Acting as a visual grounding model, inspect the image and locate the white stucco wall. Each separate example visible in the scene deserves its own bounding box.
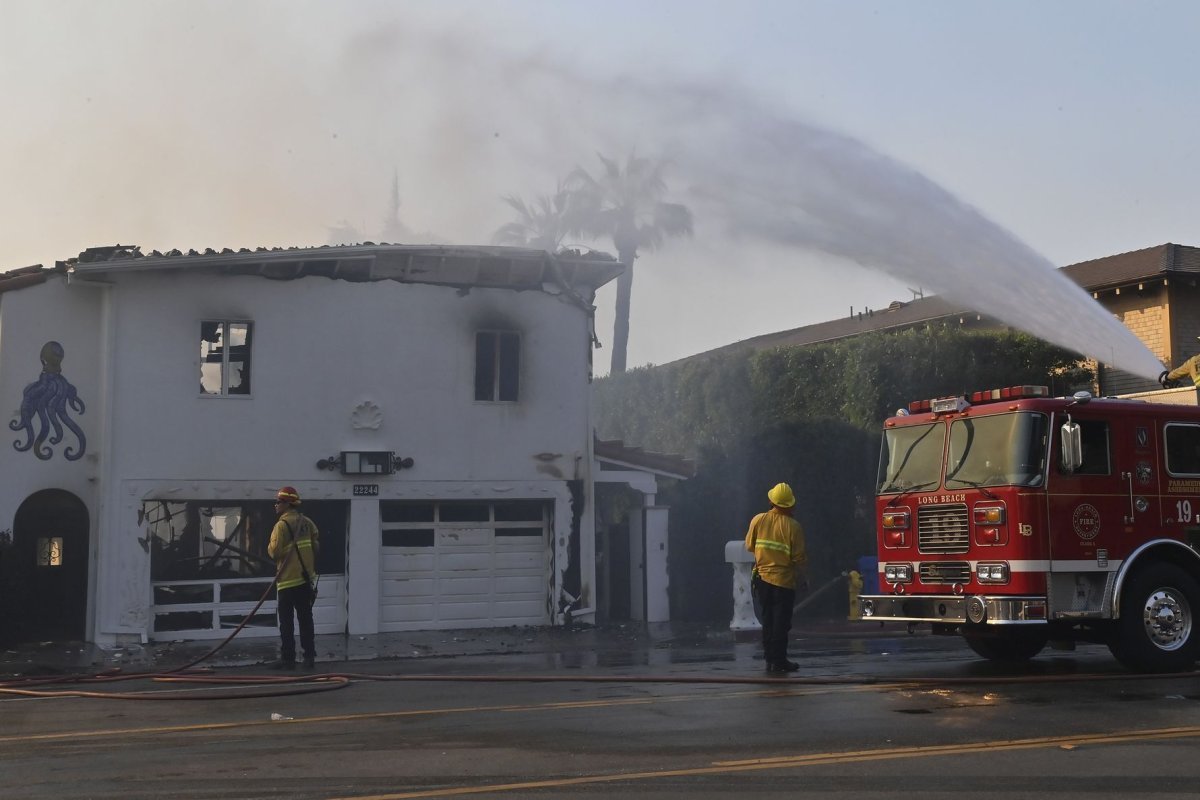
[3,267,601,644]
[0,275,107,638]
[0,276,104,517]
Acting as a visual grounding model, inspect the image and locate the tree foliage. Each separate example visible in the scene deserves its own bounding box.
[491,184,578,252]
[594,327,1092,621]
[566,153,693,375]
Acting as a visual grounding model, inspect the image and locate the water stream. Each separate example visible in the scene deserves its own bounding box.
[658,85,1164,380]
[364,32,1166,380]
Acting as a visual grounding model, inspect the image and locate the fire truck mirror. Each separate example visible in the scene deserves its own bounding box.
[1060,420,1083,473]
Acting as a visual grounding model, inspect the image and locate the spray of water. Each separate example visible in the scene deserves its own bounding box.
[658,87,1165,380]
[417,45,1165,380]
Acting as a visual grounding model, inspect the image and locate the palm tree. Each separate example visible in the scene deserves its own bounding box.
[566,153,693,374]
[491,184,576,253]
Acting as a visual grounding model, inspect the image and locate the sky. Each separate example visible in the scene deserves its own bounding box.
[3,1,1199,376]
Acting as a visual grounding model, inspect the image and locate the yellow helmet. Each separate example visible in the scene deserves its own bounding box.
[767,482,795,508]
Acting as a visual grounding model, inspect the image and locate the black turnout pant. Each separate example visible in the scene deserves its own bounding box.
[277,583,315,662]
[754,577,795,665]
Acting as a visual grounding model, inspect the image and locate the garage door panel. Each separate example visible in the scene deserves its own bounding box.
[493,600,547,619]
[382,553,435,572]
[495,575,542,594]
[382,578,435,598]
[438,576,493,596]
[381,603,435,624]
[495,536,545,550]
[380,501,552,631]
[494,552,543,570]
[438,529,491,546]
[437,601,496,620]
[438,553,494,571]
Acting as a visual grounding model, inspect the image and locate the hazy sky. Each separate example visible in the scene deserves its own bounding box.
[4,1,1198,375]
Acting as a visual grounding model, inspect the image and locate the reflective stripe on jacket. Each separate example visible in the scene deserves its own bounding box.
[744,507,806,589]
[1167,355,1200,387]
[268,510,319,590]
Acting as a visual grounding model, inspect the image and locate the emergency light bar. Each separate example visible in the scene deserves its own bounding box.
[969,385,1049,403]
[907,385,1049,414]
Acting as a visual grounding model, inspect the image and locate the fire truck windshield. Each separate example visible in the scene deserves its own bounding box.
[945,412,1048,488]
[877,422,943,494]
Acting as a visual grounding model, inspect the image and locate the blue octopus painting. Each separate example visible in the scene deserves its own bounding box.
[10,341,87,461]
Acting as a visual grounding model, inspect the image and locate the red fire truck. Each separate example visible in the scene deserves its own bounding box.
[859,385,1200,672]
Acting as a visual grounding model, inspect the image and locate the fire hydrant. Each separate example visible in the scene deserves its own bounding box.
[847,569,864,620]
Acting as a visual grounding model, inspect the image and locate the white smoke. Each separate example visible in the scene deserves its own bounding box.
[2,7,1165,379]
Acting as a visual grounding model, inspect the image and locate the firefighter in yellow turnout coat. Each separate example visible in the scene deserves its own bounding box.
[268,486,319,669]
[745,482,807,673]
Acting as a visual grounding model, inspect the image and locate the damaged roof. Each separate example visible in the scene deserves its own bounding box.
[0,263,62,295]
[49,243,624,295]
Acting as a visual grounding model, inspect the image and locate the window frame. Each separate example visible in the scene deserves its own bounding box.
[474,329,521,403]
[1165,422,1200,476]
[200,320,253,397]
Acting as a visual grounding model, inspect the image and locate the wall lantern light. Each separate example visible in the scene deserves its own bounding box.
[316,451,415,475]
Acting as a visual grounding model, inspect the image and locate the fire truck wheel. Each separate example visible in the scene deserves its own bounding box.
[1109,562,1200,673]
[962,627,1048,662]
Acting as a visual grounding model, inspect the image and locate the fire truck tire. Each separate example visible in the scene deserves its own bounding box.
[1109,562,1200,673]
[962,627,1048,662]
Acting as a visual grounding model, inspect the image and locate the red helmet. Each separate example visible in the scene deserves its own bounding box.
[276,486,301,505]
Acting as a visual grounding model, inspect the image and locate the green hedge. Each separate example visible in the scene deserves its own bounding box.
[594,327,1090,622]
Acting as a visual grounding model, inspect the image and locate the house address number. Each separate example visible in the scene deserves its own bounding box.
[353,484,379,496]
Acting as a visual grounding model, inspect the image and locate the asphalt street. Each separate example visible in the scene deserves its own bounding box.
[3,624,1199,799]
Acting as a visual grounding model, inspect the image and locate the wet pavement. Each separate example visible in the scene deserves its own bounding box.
[0,618,902,677]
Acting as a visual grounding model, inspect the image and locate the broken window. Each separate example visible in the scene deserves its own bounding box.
[200,321,252,395]
[146,499,348,635]
[474,330,520,402]
[145,499,348,581]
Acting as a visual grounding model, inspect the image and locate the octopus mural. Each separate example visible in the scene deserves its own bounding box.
[10,341,87,461]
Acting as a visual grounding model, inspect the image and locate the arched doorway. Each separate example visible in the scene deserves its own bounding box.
[1,490,90,643]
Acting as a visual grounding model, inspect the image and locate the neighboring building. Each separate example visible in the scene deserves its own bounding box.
[675,243,1200,397]
[0,243,693,647]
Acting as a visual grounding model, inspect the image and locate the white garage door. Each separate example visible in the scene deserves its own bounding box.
[379,499,551,631]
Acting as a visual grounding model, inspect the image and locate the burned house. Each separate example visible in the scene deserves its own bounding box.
[0,243,681,646]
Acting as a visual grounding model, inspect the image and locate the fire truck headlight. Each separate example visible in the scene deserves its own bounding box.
[882,510,911,529]
[977,562,1009,583]
[973,505,1006,525]
[884,563,913,583]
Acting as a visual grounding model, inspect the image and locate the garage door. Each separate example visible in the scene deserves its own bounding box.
[379,499,551,631]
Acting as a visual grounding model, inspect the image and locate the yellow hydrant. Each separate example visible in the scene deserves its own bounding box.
[847,570,864,620]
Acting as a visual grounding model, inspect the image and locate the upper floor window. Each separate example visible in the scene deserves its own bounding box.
[200,321,252,396]
[475,330,519,402]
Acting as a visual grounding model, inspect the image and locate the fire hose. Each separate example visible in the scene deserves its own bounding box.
[2,573,1197,700]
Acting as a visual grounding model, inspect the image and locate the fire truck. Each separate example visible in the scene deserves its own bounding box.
[859,384,1200,672]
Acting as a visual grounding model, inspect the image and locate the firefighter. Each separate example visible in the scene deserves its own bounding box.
[745,482,808,673]
[1160,337,1200,402]
[268,486,320,669]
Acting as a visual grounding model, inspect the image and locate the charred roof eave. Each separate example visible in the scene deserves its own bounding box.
[65,244,624,296]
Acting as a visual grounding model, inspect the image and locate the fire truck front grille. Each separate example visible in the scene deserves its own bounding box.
[918,504,970,554]
[919,561,971,584]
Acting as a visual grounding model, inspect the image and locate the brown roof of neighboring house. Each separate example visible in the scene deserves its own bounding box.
[595,438,695,479]
[1060,243,1200,290]
[670,243,1200,366]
